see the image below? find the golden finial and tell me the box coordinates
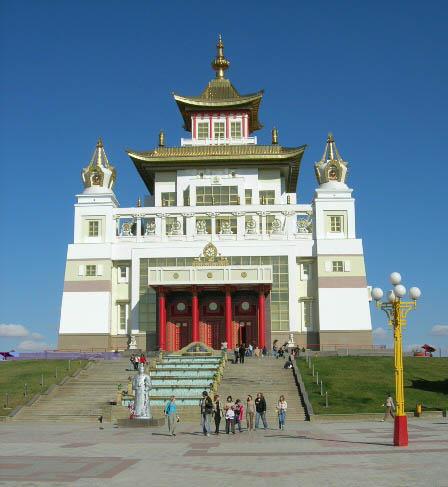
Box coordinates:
[272,127,278,145]
[211,34,230,79]
[96,137,103,148]
[158,130,165,147]
[136,197,142,207]
[327,132,334,143]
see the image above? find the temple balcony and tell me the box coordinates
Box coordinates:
[180,136,257,147]
[112,204,313,242]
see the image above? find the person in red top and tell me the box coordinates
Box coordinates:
[139,353,147,365]
[234,399,245,432]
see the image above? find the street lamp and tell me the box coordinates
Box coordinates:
[372,273,421,447]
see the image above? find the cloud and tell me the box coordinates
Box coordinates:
[17,340,53,352]
[430,325,448,336]
[31,332,44,340]
[372,327,388,340]
[0,324,29,337]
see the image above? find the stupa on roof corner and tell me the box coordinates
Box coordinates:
[58,35,372,354]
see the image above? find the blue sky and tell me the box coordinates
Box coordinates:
[0,0,447,353]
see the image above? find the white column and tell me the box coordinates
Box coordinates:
[130,254,140,333]
[135,215,142,242]
[211,214,216,241]
[185,214,195,239]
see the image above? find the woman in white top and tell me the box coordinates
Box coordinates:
[276,395,287,430]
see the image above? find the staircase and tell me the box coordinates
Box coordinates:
[12,359,131,422]
[217,355,307,422]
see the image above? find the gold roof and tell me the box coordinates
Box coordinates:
[127,144,306,194]
[172,36,263,133]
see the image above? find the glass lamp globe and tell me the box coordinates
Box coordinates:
[387,290,396,303]
[371,287,384,301]
[394,284,407,298]
[409,287,421,300]
[390,272,402,285]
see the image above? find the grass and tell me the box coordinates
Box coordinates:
[0,360,88,416]
[297,356,448,415]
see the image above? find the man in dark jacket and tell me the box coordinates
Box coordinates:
[200,391,213,436]
[239,343,246,364]
[255,392,268,429]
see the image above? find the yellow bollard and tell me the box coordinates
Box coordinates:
[415,403,422,417]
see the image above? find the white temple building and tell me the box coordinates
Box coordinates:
[58,37,372,352]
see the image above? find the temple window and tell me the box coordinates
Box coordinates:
[119,303,127,330]
[245,189,252,205]
[161,192,176,207]
[332,260,344,272]
[197,122,209,140]
[86,265,97,277]
[213,122,225,139]
[259,190,275,205]
[88,220,99,237]
[118,266,129,283]
[196,185,238,205]
[230,121,242,138]
[329,215,343,232]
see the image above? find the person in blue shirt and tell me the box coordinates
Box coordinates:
[164,396,178,436]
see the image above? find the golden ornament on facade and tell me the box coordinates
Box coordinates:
[193,242,229,267]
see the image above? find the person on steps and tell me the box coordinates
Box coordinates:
[234,344,239,364]
[225,395,235,434]
[239,343,246,364]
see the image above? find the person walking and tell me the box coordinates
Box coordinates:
[381,393,395,421]
[164,395,178,436]
[272,340,279,359]
[129,354,136,371]
[139,353,147,365]
[234,399,244,432]
[239,343,246,364]
[276,395,287,430]
[200,391,213,436]
[255,392,268,430]
[213,394,224,434]
[234,344,239,364]
[246,394,255,432]
[224,396,235,434]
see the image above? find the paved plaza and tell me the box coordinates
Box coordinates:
[0,417,447,486]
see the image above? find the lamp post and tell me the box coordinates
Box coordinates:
[372,272,421,447]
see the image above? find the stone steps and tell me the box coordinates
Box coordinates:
[217,356,307,421]
[12,359,131,423]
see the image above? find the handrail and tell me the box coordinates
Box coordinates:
[291,356,314,420]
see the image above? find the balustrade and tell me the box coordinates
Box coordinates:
[113,206,313,241]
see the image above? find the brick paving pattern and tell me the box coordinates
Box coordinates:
[0,418,447,486]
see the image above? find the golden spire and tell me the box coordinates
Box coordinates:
[136,196,142,207]
[158,130,165,147]
[211,34,230,79]
[96,137,103,148]
[272,127,278,145]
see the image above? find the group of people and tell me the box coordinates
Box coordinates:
[231,343,268,363]
[163,391,288,437]
[129,353,147,370]
[201,391,288,435]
